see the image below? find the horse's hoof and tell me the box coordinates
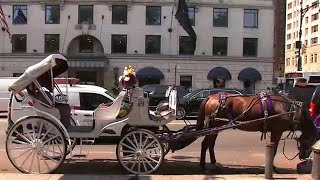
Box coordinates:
[200,164,206,171]
[212,162,223,170]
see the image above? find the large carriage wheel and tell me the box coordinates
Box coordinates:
[116,129,164,174]
[6,116,67,174]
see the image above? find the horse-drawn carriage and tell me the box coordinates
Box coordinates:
[5,54,317,175]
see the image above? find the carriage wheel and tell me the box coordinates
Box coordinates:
[116,129,164,174]
[6,116,67,174]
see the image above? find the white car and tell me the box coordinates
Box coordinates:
[0,77,18,116]
[9,84,128,137]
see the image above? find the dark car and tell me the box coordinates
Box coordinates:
[309,85,320,124]
[141,84,188,111]
[176,88,242,120]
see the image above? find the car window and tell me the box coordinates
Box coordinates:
[142,86,156,93]
[80,93,113,110]
[105,91,116,99]
[193,90,209,99]
[155,86,169,94]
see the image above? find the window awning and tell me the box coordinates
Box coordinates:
[238,67,262,81]
[67,57,108,68]
[207,67,232,80]
[137,67,164,79]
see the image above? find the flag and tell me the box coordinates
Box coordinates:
[13,8,27,24]
[0,6,11,38]
[175,0,197,52]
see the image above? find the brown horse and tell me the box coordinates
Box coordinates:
[196,92,316,171]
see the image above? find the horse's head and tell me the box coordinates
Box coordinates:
[297,109,317,160]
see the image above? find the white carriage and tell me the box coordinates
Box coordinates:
[5,54,178,174]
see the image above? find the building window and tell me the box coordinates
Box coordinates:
[146,6,161,25]
[305,40,308,46]
[188,7,195,26]
[287,23,292,30]
[288,13,292,20]
[315,53,318,63]
[312,25,318,33]
[112,5,127,24]
[243,38,258,57]
[306,17,309,24]
[111,34,127,53]
[305,28,309,36]
[78,5,93,24]
[312,13,319,21]
[145,35,161,54]
[311,54,314,63]
[13,73,23,77]
[45,5,60,24]
[12,34,27,53]
[286,44,291,50]
[213,8,228,27]
[180,75,192,91]
[287,33,291,40]
[311,37,318,45]
[179,36,194,55]
[305,55,308,64]
[212,37,228,56]
[79,35,94,53]
[288,2,293,9]
[244,9,258,28]
[45,34,59,53]
[13,5,27,24]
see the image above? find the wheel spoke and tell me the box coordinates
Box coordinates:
[40,127,53,141]
[143,140,156,151]
[141,157,148,172]
[11,139,30,145]
[17,149,33,168]
[145,155,160,164]
[43,135,58,145]
[37,122,44,139]
[139,132,143,149]
[14,130,32,144]
[122,142,136,152]
[138,158,141,173]
[13,148,32,160]
[133,133,138,148]
[125,137,137,149]
[38,149,58,164]
[124,156,136,166]
[28,149,36,173]
[122,153,136,159]
[142,156,155,169]
[36,149,41,173]
[130,158,137,170]
[120,149,135,154]
[8,144,31,150]
[38,150,50,172]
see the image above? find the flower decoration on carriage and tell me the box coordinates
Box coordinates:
[118,65,137,88]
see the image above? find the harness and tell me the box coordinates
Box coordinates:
[205,91,303,137]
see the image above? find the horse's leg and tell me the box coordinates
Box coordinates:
[208,134,222,169]
[270,131,283,173]
[200,135,210,170]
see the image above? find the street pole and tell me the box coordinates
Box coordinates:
[297,1,304,71]
[174,65,177,86]
[297,1,320,71]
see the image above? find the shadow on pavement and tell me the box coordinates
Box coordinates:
[56,158,298,175]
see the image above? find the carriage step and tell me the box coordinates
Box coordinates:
[72,154,87,158]
[67,126,93,132]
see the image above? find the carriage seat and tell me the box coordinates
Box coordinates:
[31,91,71,128]
[93,91,126,121]
[149,102,173,121]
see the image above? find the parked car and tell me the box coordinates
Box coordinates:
[141,84,188,111]
[309,85,320,124]
[176,88,242,120]
[9,84,129,137]
[0,77,18,116]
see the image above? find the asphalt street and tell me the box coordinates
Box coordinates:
[0,118,303,175]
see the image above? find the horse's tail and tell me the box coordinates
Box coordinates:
[196,97,210,130]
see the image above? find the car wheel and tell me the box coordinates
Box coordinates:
[176,106,186,120]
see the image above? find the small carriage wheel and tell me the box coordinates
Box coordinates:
[176,106,186,120]
[6,116,67,174]
[116,129,164,174]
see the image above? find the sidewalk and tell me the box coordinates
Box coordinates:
[0,173,312,180]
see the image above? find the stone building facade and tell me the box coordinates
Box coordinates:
[0,0,275,94]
